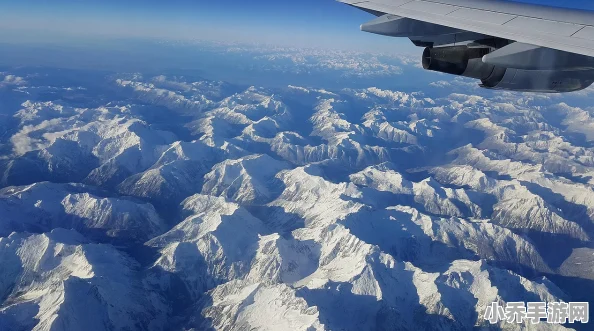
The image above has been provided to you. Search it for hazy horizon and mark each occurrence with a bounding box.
[2,0,594,52]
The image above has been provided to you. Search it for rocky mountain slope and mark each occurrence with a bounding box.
[0,69,592,330]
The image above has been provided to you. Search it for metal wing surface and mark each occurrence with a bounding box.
[339,0,594,57]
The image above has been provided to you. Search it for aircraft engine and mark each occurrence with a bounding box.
[422,46,594,93]
[479,67,594,93]
[422,46,505,81]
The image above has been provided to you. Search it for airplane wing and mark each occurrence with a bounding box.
[339,0,594,57]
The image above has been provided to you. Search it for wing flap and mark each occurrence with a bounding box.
[447,8,515,25]
[503,17,583,37]
[399,1,458,15]
[341,0,594,57]
[574,27,594,41]
[412,0,594,26]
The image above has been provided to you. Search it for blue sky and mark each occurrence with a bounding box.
[1,0,593,50]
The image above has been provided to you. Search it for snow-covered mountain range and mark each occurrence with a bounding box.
[0,56,593,331]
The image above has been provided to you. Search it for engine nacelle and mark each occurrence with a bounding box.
[422,46,594,93]
[480,68,594,93]
[422,46,506,82]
